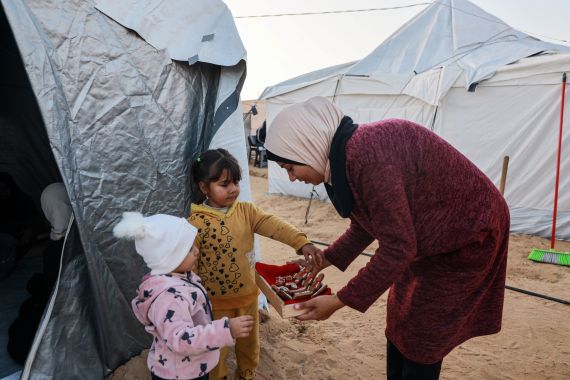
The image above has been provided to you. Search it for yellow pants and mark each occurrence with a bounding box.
[210,300,259,380]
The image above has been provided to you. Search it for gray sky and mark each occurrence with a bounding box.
[224,0,570,100]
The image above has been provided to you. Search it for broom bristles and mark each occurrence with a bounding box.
[528,248,570,266]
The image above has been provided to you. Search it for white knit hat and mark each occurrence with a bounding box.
[113,212,198,275]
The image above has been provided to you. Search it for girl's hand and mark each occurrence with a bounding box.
[229,315,254,338]
[287,254,331,274]
[299,244,327,269]
[294,294,345,321]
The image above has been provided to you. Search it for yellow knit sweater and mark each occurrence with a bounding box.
[188,201,310,310]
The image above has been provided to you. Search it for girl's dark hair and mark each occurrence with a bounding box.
[190,148,242,203]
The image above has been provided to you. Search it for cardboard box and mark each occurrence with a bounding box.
[255,262,331,318]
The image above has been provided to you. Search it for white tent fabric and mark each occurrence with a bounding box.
[261,0,570,240]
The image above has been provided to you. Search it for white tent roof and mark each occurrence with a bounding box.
[261,0,570,101]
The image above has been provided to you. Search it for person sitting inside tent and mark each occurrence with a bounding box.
[255,121,266,145]
[7,182,72,365]
[0,173,45,280]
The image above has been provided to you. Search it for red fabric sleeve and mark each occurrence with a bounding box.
[324,218,374,271]
[336,164,417,313]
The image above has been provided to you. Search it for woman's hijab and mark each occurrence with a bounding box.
[40,182,72,241]
[264,96,343,183]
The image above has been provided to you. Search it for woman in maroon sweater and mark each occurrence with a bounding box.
[264,97,509,380]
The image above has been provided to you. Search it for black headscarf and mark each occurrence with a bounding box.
[325,116,358,218]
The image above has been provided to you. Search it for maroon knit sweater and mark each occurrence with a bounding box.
[324,119,510,364]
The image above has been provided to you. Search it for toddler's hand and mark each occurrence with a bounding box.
[229,315,254,338]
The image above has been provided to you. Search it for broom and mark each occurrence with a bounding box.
[528,72,570,266]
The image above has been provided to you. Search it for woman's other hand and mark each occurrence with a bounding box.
[294,294,345,321]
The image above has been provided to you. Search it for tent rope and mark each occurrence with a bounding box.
[309,239,570,306]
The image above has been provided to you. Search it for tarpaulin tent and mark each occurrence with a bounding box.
[260,0,570,240]
[0,0,254,378]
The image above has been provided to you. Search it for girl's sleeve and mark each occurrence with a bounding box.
[324,218,374,271]
[336,163,417,313]
[148,291,234,355]
[248,203,311,251]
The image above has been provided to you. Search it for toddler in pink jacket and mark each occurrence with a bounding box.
[114,212,253,380]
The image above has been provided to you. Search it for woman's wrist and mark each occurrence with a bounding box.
[333,294,346,310]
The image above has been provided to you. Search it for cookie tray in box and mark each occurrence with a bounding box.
[255,262,332,318]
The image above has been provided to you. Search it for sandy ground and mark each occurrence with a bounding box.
[110,165,570,380]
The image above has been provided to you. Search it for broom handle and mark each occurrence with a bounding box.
[551,72,566,250]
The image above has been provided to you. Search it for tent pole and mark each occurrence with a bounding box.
[332,74,343,104]
[528,76,570,265]
[550,73,566,250]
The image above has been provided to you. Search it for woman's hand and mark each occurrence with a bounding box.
[294,294,345,321]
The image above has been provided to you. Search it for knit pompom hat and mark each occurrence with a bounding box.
[113,212,198,275]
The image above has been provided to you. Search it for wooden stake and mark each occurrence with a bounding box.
[499,155,509,195]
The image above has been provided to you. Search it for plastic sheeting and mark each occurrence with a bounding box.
[1,0,249,378]
[95,0,246,66]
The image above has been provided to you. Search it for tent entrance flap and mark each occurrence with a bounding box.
[0,5,68,376]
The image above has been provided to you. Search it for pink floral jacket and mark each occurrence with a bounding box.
[132,271,234,379]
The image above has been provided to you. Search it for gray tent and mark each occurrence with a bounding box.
[0,0,251,378]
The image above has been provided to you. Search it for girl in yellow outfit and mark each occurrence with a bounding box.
[188,148,319,380]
